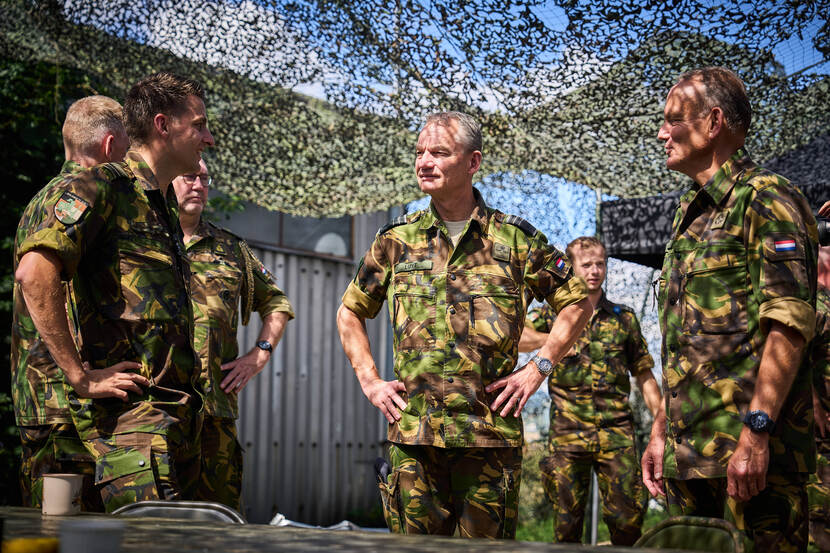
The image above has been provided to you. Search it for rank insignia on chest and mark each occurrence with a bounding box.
[54,191,90,225]
[215,243,226,256]
[493,243,511,262]
[710,210,728,229]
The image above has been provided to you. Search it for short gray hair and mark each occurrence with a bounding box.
[422,111,482,153]
[678,67,752,135]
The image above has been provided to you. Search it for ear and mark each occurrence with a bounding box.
[468,150,482,175]
[708,107,725,138]
[102,133,114,161]
[153,113,169,138]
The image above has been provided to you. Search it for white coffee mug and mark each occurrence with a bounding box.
[42,473,84,516]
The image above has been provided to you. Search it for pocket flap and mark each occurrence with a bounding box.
[95,444,152,484]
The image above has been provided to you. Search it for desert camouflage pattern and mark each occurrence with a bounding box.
[657,148,818,480]
[11,160,83,426]
[665,474,807,553]
[527,295,653,451]
[16,150,201,442]
[85,419,201,513]
[381,444,521,538]
[19,423,103,512]
[186,219,294,419]
[342,188,587,447]
[808,287,830,551]
[540,445,646,545]
[195,415,243,512]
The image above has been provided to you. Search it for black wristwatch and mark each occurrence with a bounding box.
[531,355,553,376]
[256,340,273,353]
[742,410,776,434]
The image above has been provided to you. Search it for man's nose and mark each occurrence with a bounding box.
[657,122,670,141]
[204,128,215,147]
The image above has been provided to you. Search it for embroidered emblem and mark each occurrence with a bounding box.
[555,257,566,270]
[710,211,728,229]
[493,243,511,262]
[774,239,797,252]
[54,191,89,225]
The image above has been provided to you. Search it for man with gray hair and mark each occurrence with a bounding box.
[337,111,592,538]
[11,95,129,510]
[643,67,817,551]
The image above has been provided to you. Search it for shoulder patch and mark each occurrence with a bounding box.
[54,190,90,225]
[502,214,538,237]
[97,162,132,182]
[376,212,421,237]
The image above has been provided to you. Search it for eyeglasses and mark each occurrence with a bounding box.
[181,174,212,187]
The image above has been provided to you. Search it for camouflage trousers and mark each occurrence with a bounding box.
[539,445,646,545]
[83,418,202,513]
[18,423,104,512]
[808,441,830,551]
[194,415,243,513]
[379,444,522,538]
[665,474,808,553]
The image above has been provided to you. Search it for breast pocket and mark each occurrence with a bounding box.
[468,275,521,353]
[204,264,242,318]
[391,273,436,351]
[683,246,748,335]
[118,235,180,322]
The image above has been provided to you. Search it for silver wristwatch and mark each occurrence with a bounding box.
[531,355,553,376]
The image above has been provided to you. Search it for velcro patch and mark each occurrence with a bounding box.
[394,260,433,273]
[763,233,804,262]
[54,191,89,225]
[493,243,511,262]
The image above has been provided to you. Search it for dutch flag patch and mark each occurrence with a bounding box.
[774,239,797,253]
[555,257,566,270]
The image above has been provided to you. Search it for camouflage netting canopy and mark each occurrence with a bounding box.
[1,0,828,216]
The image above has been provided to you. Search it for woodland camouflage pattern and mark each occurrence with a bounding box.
[187,219,294,419]
[540,445,646,545]
[186,218,293,510]
[16,150,201,443]
[665,474,807,553]
[528,295,651,545]
[526,295,653,451]
[382,443,521,538]
[11,160,82,426]
[342,188,588,447]
[808,287,830,550]
[658,148,818,480]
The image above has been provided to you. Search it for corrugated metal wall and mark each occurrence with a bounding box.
[235,211,395,524]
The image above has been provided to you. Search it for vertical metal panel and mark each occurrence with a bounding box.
[236,211,394,524]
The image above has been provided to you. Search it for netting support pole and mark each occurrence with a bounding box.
[594,186,602,240]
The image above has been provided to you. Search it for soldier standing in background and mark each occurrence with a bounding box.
[15,73,214,511]
[172,158,294,513]
[522,236,661,545]
[642,67,818,551]
[12,95,129,510]
[337,111,592,538]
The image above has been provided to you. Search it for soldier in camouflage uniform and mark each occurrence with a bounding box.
[642,67,818,552]
[523,236,661,546]
[172,159,294,512]
[12,95,129,510]
[337,111,592,538]
[808,242,830,551]
[15,73,215,512]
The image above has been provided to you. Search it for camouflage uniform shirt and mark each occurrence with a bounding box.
[526,294,654,451]
[186,219,294,419]
[658,148,818,479]
[11,160,82,426]
[342,188,588,448]
[17,150,200,439]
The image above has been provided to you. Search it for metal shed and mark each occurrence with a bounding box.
[219,207,397,524]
